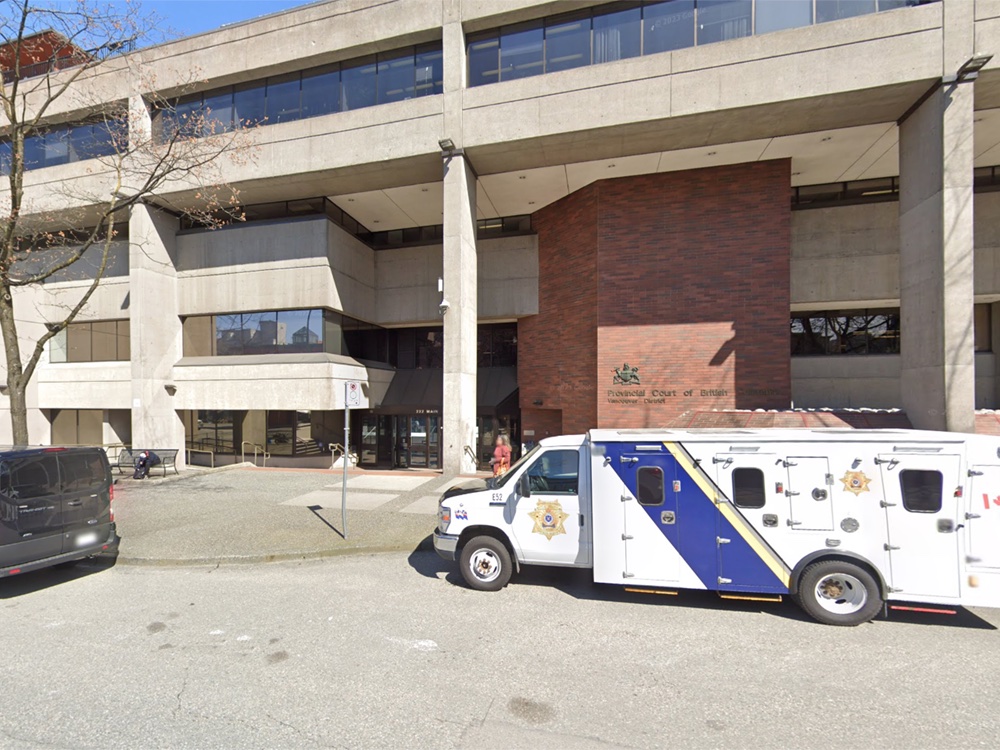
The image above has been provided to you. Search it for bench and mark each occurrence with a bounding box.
[116,448,180,477]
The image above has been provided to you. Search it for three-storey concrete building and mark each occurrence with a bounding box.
[3,0,999,471]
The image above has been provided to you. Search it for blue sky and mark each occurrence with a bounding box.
[140,0,314,40]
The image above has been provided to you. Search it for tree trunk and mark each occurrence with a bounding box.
[0,281,29,445]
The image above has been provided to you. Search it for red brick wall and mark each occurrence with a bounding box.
[518,184,600,436]
[519,160,792,435]
[597,160,791,426]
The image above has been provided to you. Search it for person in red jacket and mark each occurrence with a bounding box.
[489,434,511,477]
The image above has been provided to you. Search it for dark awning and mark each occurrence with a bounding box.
[375,367,518,415]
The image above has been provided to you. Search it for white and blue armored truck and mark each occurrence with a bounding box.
[433,429,1000,626]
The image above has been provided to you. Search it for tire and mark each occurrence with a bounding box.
[796,560,883,626]
[459,535,513,592]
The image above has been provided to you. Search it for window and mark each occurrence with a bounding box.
[468,35,500,87]
[500,23,545,81]
[816,0,876,24]
[341,56,378,111]
[593,4,642,64]
[643,1,696,54]
[2,119,122,174]
[4,456,60,499]
[732,467,765,508]
[377,50,416,104]
[266,74,302,124]
[756,0,813,33]
[415,46,444,97]
[301,66,340,118]
[637,465,664,505]
[975,303,992,353]
[791,310,900,356]
[59,451,107,493]
[527,449,579,494]
[186,410,240,454]
[545,13,592,73]
[51,320,130,363]
[899,470,943,513]
[234,82,267,127]
[696,0,752,45]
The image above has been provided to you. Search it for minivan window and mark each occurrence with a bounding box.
[59,452,107,492]
[3,455,60,499]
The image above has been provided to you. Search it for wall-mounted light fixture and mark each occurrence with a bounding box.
[164,383,177,396]
[533,399,543,406]
[945,53,993,84]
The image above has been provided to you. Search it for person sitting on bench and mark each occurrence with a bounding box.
[133,450,161,480]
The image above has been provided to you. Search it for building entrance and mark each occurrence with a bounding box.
[360,413,441,469]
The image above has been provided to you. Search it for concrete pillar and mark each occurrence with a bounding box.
[899,0,976,433]
[128,202,185,461]
[442,153,478,475]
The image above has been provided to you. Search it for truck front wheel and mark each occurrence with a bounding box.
[459,536,512,592]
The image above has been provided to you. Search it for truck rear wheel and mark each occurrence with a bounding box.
[459,536,512,592]
[796,560,883,626]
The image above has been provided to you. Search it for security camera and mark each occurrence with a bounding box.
[439,299,451,316]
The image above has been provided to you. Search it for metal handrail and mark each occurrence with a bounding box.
[186,447,215,469]
[240,441,270,468]
[464,445,481,471]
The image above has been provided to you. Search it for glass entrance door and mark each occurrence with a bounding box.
[409,416,429,468]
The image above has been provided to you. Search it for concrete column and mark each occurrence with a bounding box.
[899,0,976,433]
[442,153,477,475]
[129,202,185,461]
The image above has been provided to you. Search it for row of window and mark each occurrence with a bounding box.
[791,305,993,356]
[0,120,123,174]
[794,168,1000,209]
[185,410,331,457]
[156,44,443,141]
[50,320,130,363]
[637,464,943,513]
[468,0,932,87]
[178,195,533,251]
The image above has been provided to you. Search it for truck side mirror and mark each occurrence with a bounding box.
[518,473,531,498]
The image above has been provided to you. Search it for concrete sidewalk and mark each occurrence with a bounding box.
[111,466,480,565]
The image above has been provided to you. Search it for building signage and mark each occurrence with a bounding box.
[607,362,777,405]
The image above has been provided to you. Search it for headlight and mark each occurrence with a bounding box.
[438,504,451,532]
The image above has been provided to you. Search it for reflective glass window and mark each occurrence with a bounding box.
[545,13,592,73]
[202,89,234,135]
[755,0,813,33]
[267,410,295,455]
[377,50,416,104]
[637,466,665,506]
[593,3,641,64]
[500,23,544,81]
[468,35,499,86]
[732,467,765,509]
[279,309,324,352]
[173,96,205,138]
[899,470,943,513]
[266,74,302,124]
[233,82,266,127]
[643,0,695,54]
[696,0,752,45]
[301,66,340,117]
[816,0,876,23]
[415,46,444,96]
[215,313,247,355]
[0,140,11,174]
[341,57,377,110]
[526,449,579,495]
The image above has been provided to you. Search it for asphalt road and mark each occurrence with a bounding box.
[4,553,1000,750]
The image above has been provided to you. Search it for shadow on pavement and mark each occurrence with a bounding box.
[408,547,996,629]
[0,555,118,599]
[307,505,345,540]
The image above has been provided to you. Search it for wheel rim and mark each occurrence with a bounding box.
[814,573,868,615]
[469,548,502,583]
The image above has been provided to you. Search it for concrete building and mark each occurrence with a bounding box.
[3,0,1000,471]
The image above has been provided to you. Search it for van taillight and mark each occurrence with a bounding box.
[109,484,115,521]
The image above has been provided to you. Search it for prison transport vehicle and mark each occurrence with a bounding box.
[432,429,1000,626]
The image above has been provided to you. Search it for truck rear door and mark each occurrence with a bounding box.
[966,464,1000,569]
[58,450,112,553]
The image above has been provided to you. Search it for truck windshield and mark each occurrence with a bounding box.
[488,444,542,489]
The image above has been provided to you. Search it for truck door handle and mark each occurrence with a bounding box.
[880,501,897,508]
[966,512,981,520]
[622,534,633,541]
[716,537,731,545]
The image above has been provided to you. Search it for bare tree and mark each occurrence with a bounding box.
[0,0,252,444]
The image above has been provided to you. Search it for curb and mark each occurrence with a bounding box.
[113,535,434,568]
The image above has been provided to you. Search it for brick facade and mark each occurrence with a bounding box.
[519,160,792,437]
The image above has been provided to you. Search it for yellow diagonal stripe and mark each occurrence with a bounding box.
[664,442,791,588]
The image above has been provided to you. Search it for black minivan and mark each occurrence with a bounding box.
[0,447,119,578]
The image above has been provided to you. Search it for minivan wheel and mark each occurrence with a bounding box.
[459,536,512,592]
[796,560,883,626]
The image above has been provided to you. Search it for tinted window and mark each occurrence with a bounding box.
[756,0,813,33]
[732,467,765,509]
[234,83,267,127]
[59,452,107,492]
[593,4,641,64]
[899,470,943,513]
[696,0,752,45]
[266,74,302,124]
[500,23,544,81]
[202,90,234,134]
[643,0,695,54]
[468,35,499,86]
[527,450,579,495]
[4,456,60,499]
[414,46,443,96]
[816,0,876,23]
[301,67,340,118]
[637,466,664,506]
[341,57,377,111]
[545,13,592,73]
[377,50,415,104]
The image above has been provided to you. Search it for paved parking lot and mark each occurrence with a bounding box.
[3,551,999,749]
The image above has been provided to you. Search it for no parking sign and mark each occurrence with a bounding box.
[346,381,361,407]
